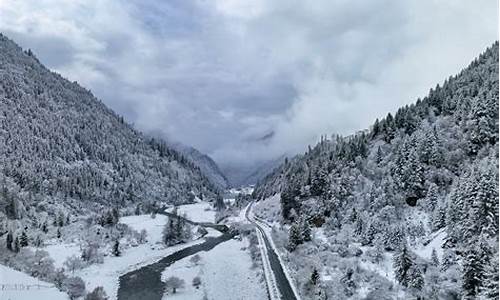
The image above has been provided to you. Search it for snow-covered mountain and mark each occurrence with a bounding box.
[253,42,499,299]
[222,155,285,188]
[0,33,220,221]
[169,142,229,190]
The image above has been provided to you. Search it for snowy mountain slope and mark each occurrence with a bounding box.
[169,142,229,190]
[0,33,220,221]
[222,155,285,187]
[253,42,499,299]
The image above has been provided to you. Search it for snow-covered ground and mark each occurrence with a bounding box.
[75,238,204,300]
[40,214,208,300]
[160,238,266,300]
[252,193,281,223]
[414,228,446,260]
[0,264,68,300]
[358,248,396,283]
[166,202,216,223]
[228,186,254,195]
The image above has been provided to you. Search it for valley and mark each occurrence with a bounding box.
[0,13,498,300]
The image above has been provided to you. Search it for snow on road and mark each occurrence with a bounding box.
[0,264,68,300]
[248,201,302,300]
[160,238,266,300]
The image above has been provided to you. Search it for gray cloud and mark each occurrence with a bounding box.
[0,0,497,169]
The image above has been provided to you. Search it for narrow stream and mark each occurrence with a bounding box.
[117,210,235,300]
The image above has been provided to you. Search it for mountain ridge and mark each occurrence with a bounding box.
[0,33,220,220]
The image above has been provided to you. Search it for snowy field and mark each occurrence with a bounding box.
[0,264,68,300]
[414,229,446,260]
[160,238,266,300]
[228,186,254,195]
[40,214,208,299]
[166,202,216,223]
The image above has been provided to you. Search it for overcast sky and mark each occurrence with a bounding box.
[0,0,497,167]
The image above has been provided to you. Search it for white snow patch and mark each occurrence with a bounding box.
[0,264,68,300]
[228,186,254,195]
[160,238,266,300]
[413,229,446,260]
[358,247,396,283]
[43,242,81,269]
[120,214,168,244]
[166,202,216,223]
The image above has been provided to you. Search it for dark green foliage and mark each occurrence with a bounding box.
[287,222,302,251]
[112,240,121,257]
[6,230,13,251]
[19,231,28,247]
[393,243,415,288]
[310,268,320,285]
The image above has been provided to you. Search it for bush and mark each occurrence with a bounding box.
[164,276,185,294]
[85,286,108,300]
[192,276,201,289]
[190,254,201,266]
[64,276,86,300]
[64,255,85,273]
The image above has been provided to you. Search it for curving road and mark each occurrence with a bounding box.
[245,203,298,300]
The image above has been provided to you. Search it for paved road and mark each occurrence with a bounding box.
[245,203,298,300]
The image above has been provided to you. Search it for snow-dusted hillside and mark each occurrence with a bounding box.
[253,43,499,299]
[0,32,221,222]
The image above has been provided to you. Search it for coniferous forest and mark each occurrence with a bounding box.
[253,42,499,299]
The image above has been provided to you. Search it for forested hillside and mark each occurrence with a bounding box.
[0,33,220,222]
[170,142,229,190]
[253,42,499,299]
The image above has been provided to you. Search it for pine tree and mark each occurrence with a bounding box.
[462,245,484,299]
[112,240,121,257]
[19,231,28,247]
[426,184,439,213]
[300,217,312,242]
[481,254,499,300]
[310,268,320,285]
[281,176,299,221]
[403,149,425,200]
[6,231,13,251]
[287,223,302,251]
[407,264,424,291]
[393,243,414,287]
[310,167,328,198]
[41,221,48,233]
[5,196,18,219]
[430,248,439,267]
[431,200,446,231]
[13,236,20,252]
[375,146,383,164]
[440,249,457,272]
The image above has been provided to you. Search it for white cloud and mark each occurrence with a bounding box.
[0,0,497,169]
